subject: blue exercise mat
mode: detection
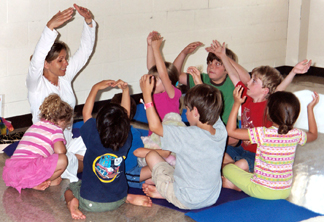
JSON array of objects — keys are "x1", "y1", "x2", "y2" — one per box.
[
  {"x1": 186, "y1": 197, "x2": 321, "y2": 222},
  {"x1": 128, "y1": 187, "x2": 249, "y2": 213}
]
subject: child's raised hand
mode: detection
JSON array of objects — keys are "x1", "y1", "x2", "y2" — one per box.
[
  {"x1": 307, "y1": 91, "x2": 319, "y2": 110},
  {"x1": 233, "y1": 85, "x2": 246, "y2": 104},
  {"x1": 140, "y1": 74, "x2": 155, "y2": 96},
  {"x1": 147, "y1": 31, "x2": 159, "y2": 46},
  {"x1": 205, "y1": 40, "x2": 226, "y2": 58},
  {"x1": 151, "y1": 33, "x2": 163, "y2": 49},
  {"x1": 187, "y1": 66, "x2": 203, "y2": 85},
  {"x1": 94, "y1": 80, "x2": 116, "y2": 90},
  {"x1": 292, "y1": 59, "x2": 312, "y2": 75},
  {"x1": 113, "y1": 79, "x2": 128, "y2": 90},
  {"x1": 182, "y1": 42, "x2": 203, "y2": 55}
]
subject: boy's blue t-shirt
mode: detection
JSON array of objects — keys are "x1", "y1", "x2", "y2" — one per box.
[{"x1": 80, "y1": 118, "x2": 132, "y2": 203}]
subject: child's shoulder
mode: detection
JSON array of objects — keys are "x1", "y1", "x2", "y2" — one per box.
[{"x1": 80, "y1": 118, "x2": 97, "y2": 137}]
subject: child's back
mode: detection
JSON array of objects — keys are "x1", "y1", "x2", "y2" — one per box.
[
  {"x1": 161, "y1": 116, "x2": 226, "y2": 209},
  {"x1": 140, "y1": 79, "x2": 227, "y2": 209},
  {"x1": 79, "y1": 106, "x2": 132, "y2": 203},
  {"x1": 3, "y1": 94, "x2": 72, "y2": 193},
  {"x1": 223, "y1": 89, "x2": 319, "y2": 199},
  {"x1": 65, "y1": 80, "x2": 151, "y2": 219}
]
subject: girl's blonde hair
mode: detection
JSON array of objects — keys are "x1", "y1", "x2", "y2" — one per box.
[{"x1": 39, "y1": 94, "x2": 73, "y2": 127}]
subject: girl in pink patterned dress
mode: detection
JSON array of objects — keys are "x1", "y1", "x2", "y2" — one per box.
[
  {"x1": 223, "y1": 87, "x2": 319, "y2": 199},
  {"x1": 2, "y1": 94, "x2": 73, "y2": 193}
]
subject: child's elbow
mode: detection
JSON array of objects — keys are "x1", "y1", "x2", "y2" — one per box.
[{"x1": 226, "y1": 128, "x2": 233, "y2": 137}]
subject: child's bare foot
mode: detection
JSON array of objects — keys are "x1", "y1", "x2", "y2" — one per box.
[
  {"x1": 32, "y1": 180, "x2": 51, "y2": 191},
  {"x1": 144, "y1": 178, "x2": 155, "y2": 185},
  {"x1": 142, "y1": 184, "x2": 164, "y2": 199},
  {"x1": 222, "y1": 176, "x2": 241, "y2": 191},
  {"x1": 50, "y1": 177, "x2": 62, "y2": 186},
  {"x1": 126, "y1": 194, "x2": 152, "y2": 207},
  {"x1": 67, "y1": 198, "x2": 86, "y2": 220}
]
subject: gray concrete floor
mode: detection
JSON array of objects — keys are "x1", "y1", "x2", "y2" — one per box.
[
  {"x1": 1, "y1": 75, "x2": 323, "y2": 221},
  {"x1": 0, "y1": 153, "x2": 195, "y2": 222}
]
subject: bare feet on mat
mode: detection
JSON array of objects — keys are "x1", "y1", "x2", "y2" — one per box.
[
  {"x1": 126, "y1": 194, "x2": 152, "y2": 207},
  {"x1": 222, "y1": 176, "x2": 242, "y2": 192},
  {"x1": 50, "y1": 177, "x2": 62, "y2": 186},
  {"x1": 142, "y1": 184, "x2": 164, "y2": 199},
  {"x1": 68, "y1": 198, "x2": 86, "y2": 220}
]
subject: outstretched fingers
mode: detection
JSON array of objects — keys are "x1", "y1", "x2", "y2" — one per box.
[
  {"x1": 73, "y1": 4, "x2": 92, "y2": 20},
  {"x1": 308, "y1": 91, "x2": 320, "y2": 108},
  {"x1": 47, "y1": 7, "x2": 74, "y2": 30},
  {"x1": 113, "y1": 79, "x2": 128, "y2": 90}
]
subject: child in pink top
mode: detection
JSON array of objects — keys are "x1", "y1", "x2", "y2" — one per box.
[
  {"x1": 2, "y1": 94, "x2": 73, "y2": 193},
  {"x1": 146, "y1": 31, "x2": 181, "y2": 123},
  {"x1": 131, "y1": 32, "x2": 181, "y2": 183},
  {"x1": 223, "y1": 87, "x2": 319, "y2": 199}
]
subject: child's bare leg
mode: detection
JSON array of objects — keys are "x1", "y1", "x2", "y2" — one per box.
[
  {"x1": 235, "y1": 159, "x2": 249, "y2": 172},
  {"x1": 139, "y1": 166, "x2": 152, "y2": 182},
  {"x1": 222, "y1": 176, "x2": 241, "y2": 191},
  {"x1": 142, "y1": 151, "x2": 167, "y2": 198},
  {"x1": 142, "y1": 184, "x2": 164, "y2": 199},
  {"x1": 32, "y1": 180, "x2": 51, "y2": 191},
  {"x1": 126, "y1": 194, "x2": 152, "y2": 207},
  {"x1": 65, "y1": 189, "x2": 86, "y2": 220},
  {"x1": 50, "y1": 177, "x2": 62, "y2": 186},
  {"x1": 49, "y1": 154, "x2": 68, "y2": 186},
  {"x1": 222, "y1": 153, "x2": 234, "y2": 168},
  {"x1": 145, "y1": 150, "x2": 166, "y2": 171},
  {"x1": 227, "y1": 136, "x2": 239, "y2": 146}
]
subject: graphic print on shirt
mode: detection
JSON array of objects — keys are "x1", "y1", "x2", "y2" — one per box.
[
  {"x1": 242, "y1": 107, "x2": 254, "y2": 129},
  {"x1": 242, "y1": 107, "x2": 254, "y2": 146},
  {"x1": 92, "y1": 154, "x2": 125, "y2": 183}
]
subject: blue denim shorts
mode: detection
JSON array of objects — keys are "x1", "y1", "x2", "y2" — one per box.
[{"x1": 226, "y1": 144, "x2": 256, "y2": 172}]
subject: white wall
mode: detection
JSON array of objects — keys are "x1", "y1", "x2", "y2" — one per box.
[
  {"x1": 0, "y1": 0, "x2": 290, "y2": 118},
  {"x1": 307, "y1": 0, "x2": 324, "y2": 67}
]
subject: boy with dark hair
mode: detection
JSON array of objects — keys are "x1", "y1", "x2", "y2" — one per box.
[
  {"x1": 64, "y1": 79, "x2": 151, "y2": 220},
  {"x1": 140, "y1": 75, "x2": 227, "y2": 210}
]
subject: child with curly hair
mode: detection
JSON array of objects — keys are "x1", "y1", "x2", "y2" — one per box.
[{"x1": 2, "y1": 94, "x2": 73, "y2": 193}]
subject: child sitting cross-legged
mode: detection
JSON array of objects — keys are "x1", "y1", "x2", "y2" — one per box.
[
  {"x1": 139, "y1": 74, "x2": 227, "y2": 210},
  {"x1": 64, "y1": 79, "x2": 152, "y2": 220},
  {"x1": 223, "y1": 87, "x2": 319, "y2": 199}
]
